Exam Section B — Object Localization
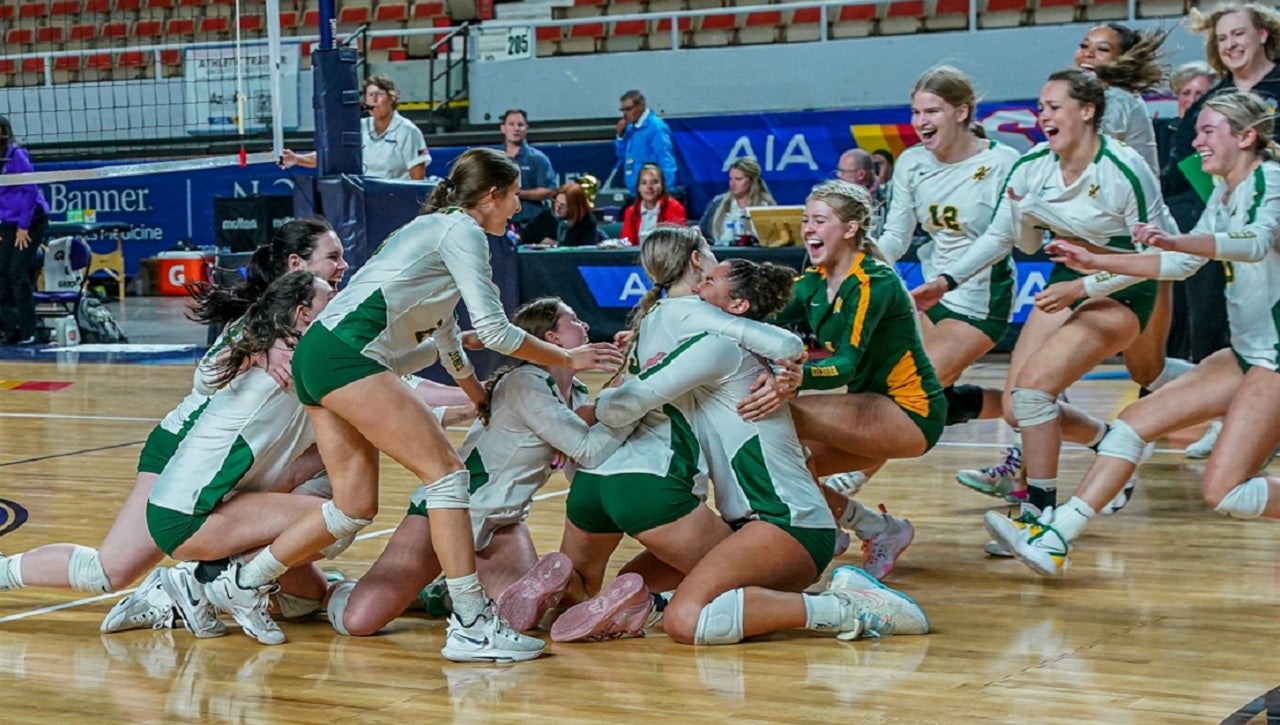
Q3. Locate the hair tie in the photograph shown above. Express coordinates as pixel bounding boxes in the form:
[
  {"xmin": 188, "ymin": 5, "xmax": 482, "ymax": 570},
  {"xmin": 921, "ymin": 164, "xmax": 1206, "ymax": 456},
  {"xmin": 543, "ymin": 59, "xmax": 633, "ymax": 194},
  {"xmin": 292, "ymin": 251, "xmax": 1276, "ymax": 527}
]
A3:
[{"xmin": 440, "ymin": 178, "xmax": 455, "ymax": 192}]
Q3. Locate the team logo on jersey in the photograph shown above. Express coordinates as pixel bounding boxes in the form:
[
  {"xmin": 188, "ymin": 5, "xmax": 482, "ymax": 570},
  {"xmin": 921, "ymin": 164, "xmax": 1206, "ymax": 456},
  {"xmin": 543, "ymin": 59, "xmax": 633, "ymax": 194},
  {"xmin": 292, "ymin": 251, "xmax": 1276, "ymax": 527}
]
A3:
[
  {"xmin": 1088, "ymin": 184, "xmax": 1100, "ymax": 198},
  {"xmin": 972, "ymin": 166, "xmax": 990, "ymax": 181}
]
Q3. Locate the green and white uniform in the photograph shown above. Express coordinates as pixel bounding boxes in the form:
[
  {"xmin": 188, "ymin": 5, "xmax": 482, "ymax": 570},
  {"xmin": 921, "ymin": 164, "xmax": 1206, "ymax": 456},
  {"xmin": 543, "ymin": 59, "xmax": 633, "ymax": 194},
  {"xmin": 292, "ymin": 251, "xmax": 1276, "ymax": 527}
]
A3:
[
  {"xmin": 774, "ymin": 252, "xmax": 948, "ymax": 448},
  {"xmin": 596, "ymin": 327, "xmax": 837, "ymax": 572},
  {"xmin": 940, "ymin": 136, "xmax": 1175, "ymax": 328},
  {"xmin": 146, "ymin": 367, "xmax": 316, "ymax": 555},
  {"xmin": 1136, "ymin": 162, "xmax": 1280, "ymax": 371},
  {"xmin": 293, "ymin": 211, "xmax": 522, "ymax": 406},
  {"xmin": 407, "ymin": 366, "xmax": 629, "ymax": 549},
  {"xmin": 567, "ymin": 296, "xmax": 805, "ymax": 536},
  {"xmin": 879, "ymin": 140, "xmax": 1020, "ymax": 342},
  {"xmin": 1101, "ymin": 87, "xmax": 1160, "ymax": 175}
]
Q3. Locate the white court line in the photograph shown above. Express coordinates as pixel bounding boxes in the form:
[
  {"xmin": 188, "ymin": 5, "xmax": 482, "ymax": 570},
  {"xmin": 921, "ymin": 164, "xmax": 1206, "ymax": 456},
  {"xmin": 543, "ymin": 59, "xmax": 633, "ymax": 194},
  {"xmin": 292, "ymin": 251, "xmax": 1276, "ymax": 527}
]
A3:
[
  {"xmin": 0, "ymin": 488, "xmax": 571, "ymax": 624},
  {"xmin": 0, "ymin": 410, "xmax": 474, "ymax": 434}
]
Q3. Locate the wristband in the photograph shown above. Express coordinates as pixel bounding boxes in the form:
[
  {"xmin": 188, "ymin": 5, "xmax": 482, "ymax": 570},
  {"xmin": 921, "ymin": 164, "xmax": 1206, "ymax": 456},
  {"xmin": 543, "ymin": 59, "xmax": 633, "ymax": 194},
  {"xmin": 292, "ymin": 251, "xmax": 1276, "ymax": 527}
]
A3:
[{"xmin": 939, "ymin": 273, "xmax": 959, "ymax": 292}]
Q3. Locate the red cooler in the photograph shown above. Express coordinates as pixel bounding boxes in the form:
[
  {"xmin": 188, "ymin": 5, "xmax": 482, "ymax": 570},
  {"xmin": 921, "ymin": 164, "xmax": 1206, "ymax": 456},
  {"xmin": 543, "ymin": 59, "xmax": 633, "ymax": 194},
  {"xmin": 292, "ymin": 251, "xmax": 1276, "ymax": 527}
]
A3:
[{"xmin": 156, "ymin": 251, "xmax": 208, "ymax": 296}]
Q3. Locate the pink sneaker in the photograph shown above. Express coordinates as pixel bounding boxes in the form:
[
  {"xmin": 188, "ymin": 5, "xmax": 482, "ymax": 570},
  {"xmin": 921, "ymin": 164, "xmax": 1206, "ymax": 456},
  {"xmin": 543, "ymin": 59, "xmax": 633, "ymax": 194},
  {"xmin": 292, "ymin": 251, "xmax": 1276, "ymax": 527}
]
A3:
[
  {"xmin": 550, "ymin": 573, "xmax": 652, "ymax": 643},
  {"xmin": 495, "ymin": 552, "xmax": 572, "ymax": 632},
  {"xmin": 860, "ymin": 507, "xmax": 914, "ymax": 580}
]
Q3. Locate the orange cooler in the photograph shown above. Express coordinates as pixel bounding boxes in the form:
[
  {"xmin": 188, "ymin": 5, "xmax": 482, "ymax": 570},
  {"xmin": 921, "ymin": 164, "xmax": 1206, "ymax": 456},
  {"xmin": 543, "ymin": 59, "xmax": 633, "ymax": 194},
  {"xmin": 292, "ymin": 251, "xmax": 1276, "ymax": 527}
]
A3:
[{"xmin": 156, "ymin": 252, "xmax": 208, "ymax": 296}]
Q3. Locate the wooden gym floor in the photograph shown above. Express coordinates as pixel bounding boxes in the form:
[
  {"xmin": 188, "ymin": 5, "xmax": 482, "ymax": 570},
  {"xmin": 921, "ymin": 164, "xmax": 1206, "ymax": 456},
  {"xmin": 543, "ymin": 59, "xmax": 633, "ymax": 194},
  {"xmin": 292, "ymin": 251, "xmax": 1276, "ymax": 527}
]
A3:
[{"xmin": 1, "ymin": 355, "xmax": 1278, "ymax": 724}]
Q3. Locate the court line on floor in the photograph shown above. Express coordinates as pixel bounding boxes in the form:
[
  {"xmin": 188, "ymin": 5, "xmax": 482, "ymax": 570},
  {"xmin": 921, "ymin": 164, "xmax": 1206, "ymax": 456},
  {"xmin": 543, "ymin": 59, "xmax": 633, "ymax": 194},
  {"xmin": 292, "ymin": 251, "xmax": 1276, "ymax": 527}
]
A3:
[
  {"xmin": 0, "ymin": 488, "xmax": 571, "ymax": 625},
  {"xmin": 0, "ymin": 440, "xmax": 148, "ymax": 468}
]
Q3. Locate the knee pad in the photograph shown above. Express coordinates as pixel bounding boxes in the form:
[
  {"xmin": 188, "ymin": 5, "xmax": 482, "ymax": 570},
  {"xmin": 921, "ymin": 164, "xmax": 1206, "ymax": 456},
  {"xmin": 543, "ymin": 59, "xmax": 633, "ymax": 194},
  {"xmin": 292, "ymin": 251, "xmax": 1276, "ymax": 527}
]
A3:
[
  {"xmin": 694, "ymin": 588, "xmax": 745, "ymax": 646},
  {"xmin": 944, "ymin": 385, "xmax": 985, "ymax": 426},
  {"xmin": 322, "ymin": 500, "xmax": 373, "ymax": 541},
  {"xmin": 295, "ymin": 472, "xmax": 332, "ymax": 499},
  {"xmin": 275, "ymin": 592, "xmax": 321, "ymax": 619},
  {"xmin": 1215, "ymin": 477, "xmax": 1269, "ymax": 519},
  {"xmin": 68, "ymin": 545, "xmax": 112, "ymax": 593},
  {"xmin": 320, "ymin": 534, "xmax": 355, "ymax": 560},
  {"xmin": 1096, "ymin": 420, "xmax": 1149, "ymax": 464},
  {"xmin": 419, "ymin": 469, "xmax": 471, "ymax": 510},
  {"xmin": 1011, "ymin": 388, "xmax": 1058, "ymax": 428},
  {"xmin": 326, "ymin": 580, "xmax": 357, "ymax": 636}
]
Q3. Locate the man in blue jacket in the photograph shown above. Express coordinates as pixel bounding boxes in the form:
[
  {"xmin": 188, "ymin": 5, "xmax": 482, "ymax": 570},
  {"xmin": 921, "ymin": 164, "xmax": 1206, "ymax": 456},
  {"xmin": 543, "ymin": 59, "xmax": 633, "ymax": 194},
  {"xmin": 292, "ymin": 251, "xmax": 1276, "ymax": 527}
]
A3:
[{"xmin": 614, "ymin": 90, "xmax": 679, "ymax": 195}]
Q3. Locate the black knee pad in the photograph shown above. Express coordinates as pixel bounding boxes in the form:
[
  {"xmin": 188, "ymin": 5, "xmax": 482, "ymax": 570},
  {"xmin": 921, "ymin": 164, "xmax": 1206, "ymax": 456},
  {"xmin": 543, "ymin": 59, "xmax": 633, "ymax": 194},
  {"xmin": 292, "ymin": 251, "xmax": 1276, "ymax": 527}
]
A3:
[{"xmin": 944, "ymin": 385, "xmax": 985, "ymax": 426}]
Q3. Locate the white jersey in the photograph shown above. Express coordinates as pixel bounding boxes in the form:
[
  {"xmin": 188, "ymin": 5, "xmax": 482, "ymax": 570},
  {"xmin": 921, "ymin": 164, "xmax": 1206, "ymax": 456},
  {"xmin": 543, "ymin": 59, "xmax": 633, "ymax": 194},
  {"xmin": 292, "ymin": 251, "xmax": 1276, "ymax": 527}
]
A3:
[
  {"xmin": 879, "ymin": 140, "xmax": 1021, "ymax": 321},
  {"xmin": 944, "ymin": 136, "xmax": 1175, "ymax": 287},
  {"xmin": 597, "ymin": 332, "xmax": 834, "ymax": 531},
  {"xmin": 1150, "ymin": 162, "xmax": 1280, "ymax": 369},
  {"xmin": 362, "ymin": 112, "xmax": 431, "ymax": 180},
  {"xmin": 154, "ymin": 320, "xmax": 240, "ymax": 441},
  {"xmin": 580, "ymin": 296, "xmax": 804, "ymax": 485},
  {"xmin": 409, "ymin": 366, "xmax": 628, "ymax": 549},
  {"xmin": 149, "ymin": 367, "xmax": 314, "ymax": 516},
  {"xmin": 314, "ymin": 210, "xmax": 524, "ymax": 378},
  {"xmin": 1101, "ymin": 87, "xmax": 1159, "ymax": 175}
]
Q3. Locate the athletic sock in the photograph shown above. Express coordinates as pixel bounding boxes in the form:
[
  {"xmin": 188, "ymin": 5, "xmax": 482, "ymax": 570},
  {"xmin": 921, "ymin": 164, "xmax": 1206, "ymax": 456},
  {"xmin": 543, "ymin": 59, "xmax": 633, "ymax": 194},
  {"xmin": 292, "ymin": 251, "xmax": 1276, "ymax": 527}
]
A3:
[
  {"xmin": 1149, "ymin": 358, "xmax": 1194, "ymax": 392},
  {"xmin": 803, "ymin": 591, "xmax": 847, "ymax": 630},
  {"xmin": 1026, "ymin": 478, "xmax": 1058, "ymax": 514},
  {"xmin": 0, "ymin": 553, "xmax": 24, "ymax": 590},
  {"xmin": 652, "ymin": 590, "xmax": 674, "ymax": 612},
  {"xmin": 840, "ymin": 500, "xmax": 887, "ymax": 540},
  {"xmin": 1053, "ymin": 497, "xmax": 1096, "ymax": 543},
  {"xmin": 239, "ymin": 548, "xmax": 287, "ymax": 589},
  {"xmin": 446, "ymin": 572, "xmax": 486, "ymax": 623}
]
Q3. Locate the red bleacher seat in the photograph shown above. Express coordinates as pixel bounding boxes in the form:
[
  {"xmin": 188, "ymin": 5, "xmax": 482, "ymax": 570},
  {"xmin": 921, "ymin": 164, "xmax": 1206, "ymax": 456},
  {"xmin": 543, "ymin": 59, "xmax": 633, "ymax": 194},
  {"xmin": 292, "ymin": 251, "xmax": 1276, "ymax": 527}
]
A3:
[
  {"xmin": 830, "ymin": 3, "xmax": 876, "ymax": 39},
  {"xmin": 376, "ymin": 0, "xmax": 409, "ymax": 23},
  {"xmin": 690, "ymin": 13, "xmax": 736, "ymax": 47},
  {"xmin": 739, "ymin": 10, "xmax": 782, "ymax": 45},
  {"xmin": 1033, "ymin": 0, "xmax": 1078, "ymax": 24},
  {"xmin": 573, "ymin": 0, "xmax": 606, "ymax": 5},
  {"xmin": 69, "ymin": 24, "xmax": 97, "ymax": 41},
  {"xmin": 649, "ymin": 14, "xmax": 693, "ymax": 50},
  {"xmin": 1083, "ymin": 0, "xmax": 1127, "ymax": 20},
  {"xmin": 37, "ymin": 25, "xmax": 65, "ymax": 44},
  {"xmin": 784, "ymin": 6, "xmax": 822, "ymax": 42},
  {"xmin": 6, "ymin": 27, "xmax": 35, "ymax": 45},
  {"xmin": 160, "ymin": 48, "xmax": 181, "ymax": 76},
  {"xmin": 928, "ymin": 0, "xmax": 971, "ymax": 30},
  {"xmin": 369, "ymin": 34, "xmax": 402, "ymax": 50},
  {"xmin": 116, "ymin": 0, "xmax": 143, "ymax": 12},
  {"xmin": 22, "ymin": 57, "xmax": 46, "ymax": 74},
  {"xmin": 979, "ymin": 0, "xmax": 1028, "ymax": 28},
  {"xmin": 133, "ymin": 19, "xmax": 163, "ymax": 38},
  {"xmin": 882, "ymin": 0, "xmax": 924, "ymax": 34},
  {"xmin": 82, "ymin": 0, "xmax": 111, "ymax": 13},
  {"xmin": 146, "ymin": 0, "xmax": 176, "ymax": 9},
  {"xmin": 412, "ymin": 1, "xmax": 444, "ymax": 20},
  {"xmin": 535, "ymin": 25, "xmax": 561, "ymax": 56},
  {"xmin": 279, "ymin": 10, "xmax": 298, "ymax": 31},
  {"xmin": 100, "ymin": 21, "xmax": 128, "ymax": 40},
  {"xmin": 239, "ymin": 14, "xmax": 264, "ymax": 32},
  {"xmin": 603, "ymin": 18, "xmax": 646, "ymax": 52},
  {"xmin": 166, "ymin": 18, "xmax": 195, "ymax": 37},
  {"xmin": 179, "ymin": 0, "xmax": 206, "ymax": 6},
  {"xmin": 117, "ymin": 50, "xmax": 149, "ymax": 73},
  {"xmin": 0, "ymin": 7, "xmax": 13, "ymax": 23},
  {"xmin": 54, "ymin": 55, "xmax": 80, "ymax": 71},
  {"xmin": 50, "ymin": 0, "xmax": 81, "ymax": 17},
  {"xmin": 561, "ymin": 21, "xmax": 604, "ymax": 54},
  {"xmin": 340, "ymin": 3, "xmax": 372, "ymax": 25},
  {"xmin": 199, "ymin": 16, "xmax": 229, "ymax": 34},
  {"xmin": 86, "ymin": 53, "xmax": 113, "ymax": 70},
  {"xmin": 19, "ymin": 2, "xmax": 49, "ymax": 20},
  {"xmin": 0, "ymin": 60, "xmax": 16, "ymax": 75},
  {"xmin": 303, "ymin": 8, "xmax": 321, "ymax": 26}
]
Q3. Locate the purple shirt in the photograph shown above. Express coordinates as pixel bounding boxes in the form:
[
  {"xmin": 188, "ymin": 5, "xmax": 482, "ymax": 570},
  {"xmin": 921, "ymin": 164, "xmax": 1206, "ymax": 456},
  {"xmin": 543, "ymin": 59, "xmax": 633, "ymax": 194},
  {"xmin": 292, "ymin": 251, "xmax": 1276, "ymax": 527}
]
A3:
[{"xmin": 0, "ymin": 146, "xmax": 50, "ymax": 230}]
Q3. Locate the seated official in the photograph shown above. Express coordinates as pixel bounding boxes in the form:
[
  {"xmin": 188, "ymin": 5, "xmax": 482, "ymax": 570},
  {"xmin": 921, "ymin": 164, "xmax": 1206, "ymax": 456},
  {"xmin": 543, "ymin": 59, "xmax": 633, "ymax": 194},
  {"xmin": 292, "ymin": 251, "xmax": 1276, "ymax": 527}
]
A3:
[
  {"xmin": 522, "ymin": 182, "xmax": 599, "ymax": 248},
  {"xmin": 621, "ymin": 163, "xmax": 686, "ymax": 246}
]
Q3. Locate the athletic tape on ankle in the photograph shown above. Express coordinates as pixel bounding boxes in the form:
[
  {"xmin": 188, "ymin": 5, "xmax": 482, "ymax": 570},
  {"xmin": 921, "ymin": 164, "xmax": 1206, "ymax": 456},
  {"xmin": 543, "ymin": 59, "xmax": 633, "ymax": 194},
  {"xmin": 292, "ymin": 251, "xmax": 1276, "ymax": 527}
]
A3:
[
  {"xmin": 68, "ymin": 546, "xmax": 112, "ymax": 593},
  {"xmin": 1011, "ymin": 388, "xmax": 1058, "ymax": 428},
  {"xmin": 322, "ymin": 500, "xmax": 372, "ymax": 540},
  {"xmin": 694, "ymin": 588, "xmax": 745, "ymax": 645},
  {"xmin": 1215, "ymin": 477, "xmax": 1269, "ymax": 519},
  {"xmin": 420, "ymin": 469, "xmax": 471, "ymax": 510},
  {"xmin": 326, "ymin": 580, "xmax": 357, "ymax": 636},
  {"xmin": 1096, "ymin": 420, "xmax": 1149, "ymax": 464}
]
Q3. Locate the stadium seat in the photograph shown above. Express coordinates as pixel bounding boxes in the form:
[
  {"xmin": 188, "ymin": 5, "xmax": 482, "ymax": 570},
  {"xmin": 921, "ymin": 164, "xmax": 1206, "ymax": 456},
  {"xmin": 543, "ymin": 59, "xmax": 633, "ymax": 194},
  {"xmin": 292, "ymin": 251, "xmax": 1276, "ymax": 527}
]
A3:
[
  {"xmin": 238, "ymin": 13, "xmax": 264, "ymax": 34},
  {"xmin": 0, "ymin": 5, "xmax": 16, "ymax": 23},
  {"xmin": 784, "ymin": 6, "xmax": 823, "ymax": 43},
  {"xmin": 82, "ymin": 52, "xmax": 113, "ymax": 81},
  {"xmin": 133, "ymin": 19, "xmax": 163, "ymax": 40},
  {"xmin": 36, "ymin": 24, "xmax": 66, "ymax": 46},
  {"xmin": 340, "ymin": 1, "xmax": 373, "ymax": 26},
  {"xmin": 535, "ymin": 25, "xmax": 562, "ymax": 56},
  {"xmin": 374, "ymin": 0, "xmax": 409, "ymax": 25},
  {"xmin": 198, "ymin": 16, "xmax": 229, "ymax": 36},
  {"xmin": 881, "ymin": 1, "xmax": 924, "ymax": 35},
  {"xmin": 926, "ymin": 0, "xmax": 971, "ymax": 31},
  {"xmin": 648, "ymin": 10, "xmax": 692, "ymax": 51},
  {"xmin": 605, "ymin": 0, "xmax": 646, "ymax": 13},
  {"xmin": 829, "ymin": 4, "xmax": 876, "ymax": 39},
  {"xmin": 116, "ymin": 50, "xmax": 150, "ymax": 80},
  {"xmin": 978, "ymin": 0, "xmax": 1028, "ymax": 28},
  {"xmin": 115, "ymin": 0, "xmax": 144, "ymax": 13},
  {"xmin": 50, "ymin": 0, "xmax": 81, "ymax": 17},
  {"xmin": 5, "ymin": 27, "xmax": 34, "ymax": 48},
  {"xmin": 145, "ymin": 0, "xmax": 176, "ymax": 9},
  {"xmin": 69, "ymin": 24, "xmax": 97, "ymax": 42},
  {"xmin": 738, "ymin": 10, "xmax": 782, "ymax": 45},
  {"xmin": 603, "ymin": 18, "xmax": 647, "ymax": 52},
  {"xmin": 165, "ymin": 18, "xmax": 196, "ymax": 39},
  {"xmin": 159, "ymin": 48, "xmax": 181, "ymax": 77},
  {"xmin": 1136, "ymin": 0, "xmax": 1186, "ymax": 17},
  {"xmin": 82, "ymin": 0, "xmax": 111, "ymax": 11},
  {"xmin": 690, "ymin": 12, "xmax": 738, "ymax": 48},
  {"xmin": 561, "ymin": 21, "xmax": 605, "ymax": 54},
  {"xmin": 557, "ymin": 4, "xmax": 604, "ymax": 21},
  {"xmin": 18, "ymin": 2, "xmax": 49, "ymax": 20},
  {"xmin": 1033, "ymin": 0, "xmax": 1079, "ymax": 25},
  {"xmin": 412, "ymin": 1, "xmax": 445, "ymax": 21},
  {"xmin": 53, "ymin": 54, "xmax": 79, "ymax": 84}
]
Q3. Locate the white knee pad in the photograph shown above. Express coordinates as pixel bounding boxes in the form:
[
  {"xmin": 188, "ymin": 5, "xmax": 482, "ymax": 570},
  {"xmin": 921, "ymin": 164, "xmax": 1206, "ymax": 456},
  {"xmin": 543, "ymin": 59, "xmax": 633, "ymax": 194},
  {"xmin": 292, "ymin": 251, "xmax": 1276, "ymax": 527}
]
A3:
[
  {"xmin": 275, "ymin": 592, "xmax": 322, "ymax": 619},
  {"xmin": 322, "ymin": 500, "xmax": 372, "ymax": 541},
  {"xmin": 1011, "ymin": 388, "xmax": 1058, "ymax": 428},
  {"xmin": 68, "ymin": 545, "xmax": 112, "ymax": 593},
  {"xmin": 320, "ymin": 534, "xmax": 355, "ymax": 560},
  {"xmin": 1096, "ymin": 420, "xmax": 1149, "ymax": 464},
  {"xmin": 694, "ymin": 588, "xmax": 745, "ymax": 646},
  {"xmin": 326, "ymin": 580, "xmax": 357, "ymax": 636},
  {"xmin": 1215, "ymin": 477, "xmax": 1269, "ymax": 519},
  {"xmin": 419, "ymin": 469, "xmax": 471, "ymax": 510}
]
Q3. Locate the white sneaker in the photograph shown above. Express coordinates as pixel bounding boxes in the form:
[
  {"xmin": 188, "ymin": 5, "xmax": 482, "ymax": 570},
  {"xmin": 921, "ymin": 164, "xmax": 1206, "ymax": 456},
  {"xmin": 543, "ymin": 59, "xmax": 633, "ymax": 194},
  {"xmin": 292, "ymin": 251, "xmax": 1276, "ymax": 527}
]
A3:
[
  {"xmin": 1185, "ymin": 421, "xmax": 1221, "ymax": 459},
  {"xmin": 860, "ymin": 510, "xmax": 914, "ymax": 580},
  {"xmin": 983, "ymin": 509, "xmax": 1068, "ymax": 577},
  {"xmin": 825, "ymin": 565, "xmax": 929, "ymax": 639},
  {"xmin": 983, "ymin": 540, "xmax": 1014, "ymax": 557},
  {"xmin": 441, "ymin": 601, "xmax": 546, "ymax": 663},
  {"xmin": 204, "ymin": 563, "xmax": 285, "ymax": 645},
  {"xmin": 1100, "ymin": 441, "xmax": 1155, "ymax": 516},
  {"xmin": 823, "ymin": 471, "xmax": 869, "ymax": 497},
  {"xmin": 159, "ymin": 563, "xmax": 228, "ymax": 638},
  {"xmin": 100, "ymin": 569, "xmax": 175, "ymax": 633},
  {"xmin": 955, "ymin": 446, "xmax": 1026, "ymax": 503}
]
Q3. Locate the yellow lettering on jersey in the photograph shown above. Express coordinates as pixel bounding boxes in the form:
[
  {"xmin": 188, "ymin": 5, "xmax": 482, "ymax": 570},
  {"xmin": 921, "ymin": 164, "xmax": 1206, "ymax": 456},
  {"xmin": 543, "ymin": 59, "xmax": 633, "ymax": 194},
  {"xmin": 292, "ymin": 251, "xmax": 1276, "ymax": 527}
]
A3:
[
  {"xmin": 809, "ymin": 364, "xmax": 841, "ymax": 377},
  {"xmin": 927, "ymin": 204, "xmax": 961, "ymax": 232}
]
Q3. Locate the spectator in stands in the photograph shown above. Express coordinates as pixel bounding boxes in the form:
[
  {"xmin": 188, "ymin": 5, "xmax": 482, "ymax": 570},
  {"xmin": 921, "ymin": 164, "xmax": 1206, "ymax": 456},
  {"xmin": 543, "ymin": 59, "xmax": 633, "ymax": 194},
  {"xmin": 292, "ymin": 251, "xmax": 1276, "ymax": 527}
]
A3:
[
  {"xmin": 280, "ymin": 75, "xmax": 431, "ymax": 180},
  {"xmin": 1155, "ymin": 62, "xmax": 1218, "ymax": 172},
  {"xmin": 872, "ymin": 149, "xmax": 895, "ymax": 188},
  {"xmin": 522, "ymin": 181, "xmax": 599, "ymax": 248},
  {"xmin": 0, "ymin": 116, "xmax": 49, "ymax": 346},
  {"xmin": 499, "ymin": 109, "xmax": 557, "ymax": 232},
  {"xmin": 621, "ymin": 163, "xmax": 686, "ymax": 245},
  {"xmin": 834, "ymin": 148, "xmax": 885, "ymax": 236},
  {"xmin": 698, "ymin": 156, "xmax": 775, "ymax": 245},
  {"xmin": 614, "ymin": 90, "xmax": 679, "ymax": 195}
]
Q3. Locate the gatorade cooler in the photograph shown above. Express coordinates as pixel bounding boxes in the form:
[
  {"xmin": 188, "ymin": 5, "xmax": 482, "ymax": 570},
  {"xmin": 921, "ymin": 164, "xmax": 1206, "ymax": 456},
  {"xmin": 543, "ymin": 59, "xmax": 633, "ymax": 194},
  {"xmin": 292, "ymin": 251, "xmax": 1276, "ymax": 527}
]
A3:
[{"xmin": 156, "ymin": 251, "xmax": 208, "ymax": 296}]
